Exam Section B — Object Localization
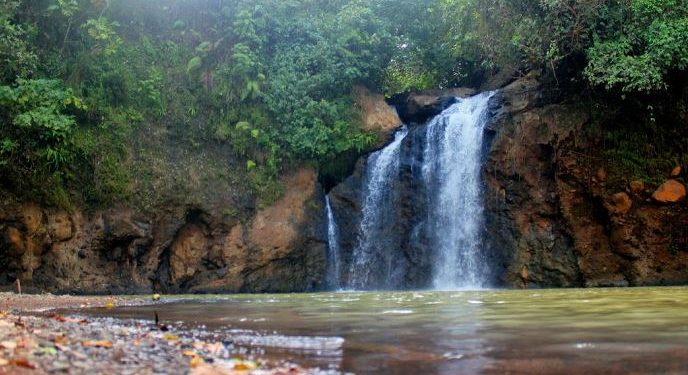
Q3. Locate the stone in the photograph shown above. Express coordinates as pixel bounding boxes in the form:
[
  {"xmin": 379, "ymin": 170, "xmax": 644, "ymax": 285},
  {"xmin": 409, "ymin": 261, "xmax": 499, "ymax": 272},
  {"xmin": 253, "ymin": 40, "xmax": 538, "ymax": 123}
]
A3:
[
  {"xmin": 671, "ymin": 166, "xmax": 682, "ymax": 177},
  {"xmin": 595, "ymin": 167, "xmax": 607, "ymax": 183},
  {"xmin": 169, "ymin": 224, "xmax": 208, "ymax": 284},
  {"xmin": 48, "ymin": 212, "xmax": 73, "ymax": 241},
  {"xmin": 652, "ymin": 180, "xmax": 687, "ymax": 203},
  {"xmin": 629, "ymin": 180, "xmax": 645, "ymax": 194},
  {"xmin": 611, "ymin": 192, "xmax": 632, "ymax": 214},
  {"xmin": 353, "ymin": 85, "xmax": 402, "ymax": 144}
]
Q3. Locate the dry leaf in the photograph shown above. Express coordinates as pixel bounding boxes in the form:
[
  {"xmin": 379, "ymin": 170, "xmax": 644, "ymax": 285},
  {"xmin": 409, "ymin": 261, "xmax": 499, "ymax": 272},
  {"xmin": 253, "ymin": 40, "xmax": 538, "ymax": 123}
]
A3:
[
  {"xmin": 190, "ymin": 355, "xmax": 204, "ymax": 368},
  {"xmin": 183, "ymin": 350, "xmax": 197, "ymax": 357},
  {"xmin": 53, "ymin": 335, "xmax": 68, "ymax": 345},
  {"xmin": 0, "ymin": 358, "xmax": 8, "ymax": 366},
  {"xmin": 9, "ymin": 358, "xmax": 36, "ymax": 369},
  {"xmin": 163, "ymin": 334, "xmax": 179, "ymax": 342},
  {"xmin": 81, "ymin": 340, "xmax": 113, "ymax": 348}
]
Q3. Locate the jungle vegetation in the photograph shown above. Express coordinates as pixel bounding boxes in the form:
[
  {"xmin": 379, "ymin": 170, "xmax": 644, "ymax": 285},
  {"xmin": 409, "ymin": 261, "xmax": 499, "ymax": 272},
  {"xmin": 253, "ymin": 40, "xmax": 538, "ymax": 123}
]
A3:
[{"xmin": 1, "ymin": 0, "xmax": 686, "ymax": 208}]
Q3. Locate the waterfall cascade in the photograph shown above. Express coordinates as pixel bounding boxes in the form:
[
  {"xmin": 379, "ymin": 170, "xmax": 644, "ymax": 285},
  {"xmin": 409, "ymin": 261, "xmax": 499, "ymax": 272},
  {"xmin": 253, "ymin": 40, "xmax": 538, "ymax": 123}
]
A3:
[
  {"xmin": 326, "ymin": 92, "xmax": 494, "ymax": 291},
  {"xmin": 348, "ymin": 127, "xmax": 409, "ymax": 289},
  {"xmin": 325, "ymin": 196, "xmax": 342, "ymax": 290}
]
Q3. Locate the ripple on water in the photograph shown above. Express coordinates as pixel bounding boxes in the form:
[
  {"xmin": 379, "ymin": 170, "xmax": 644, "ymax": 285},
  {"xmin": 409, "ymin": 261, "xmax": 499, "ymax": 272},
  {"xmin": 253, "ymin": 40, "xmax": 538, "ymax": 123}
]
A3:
[{"xmin": 382, "ymin": 310, "xmax": 414, "ymax": 315}]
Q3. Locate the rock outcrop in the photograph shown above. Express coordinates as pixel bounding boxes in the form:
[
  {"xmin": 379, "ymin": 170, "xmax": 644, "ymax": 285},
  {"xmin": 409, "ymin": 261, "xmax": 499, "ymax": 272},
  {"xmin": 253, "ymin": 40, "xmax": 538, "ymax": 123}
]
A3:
[
  {"xmin": 353, "ymin": 85, "xmax": 402, "ymax": 147},
  {"xmin": 484, "ymin": 76, "xmax": 688, "ymax": 288},
  {"xmin": 0, "ymin": 168, "xmax": 326, "ymax": 294}
]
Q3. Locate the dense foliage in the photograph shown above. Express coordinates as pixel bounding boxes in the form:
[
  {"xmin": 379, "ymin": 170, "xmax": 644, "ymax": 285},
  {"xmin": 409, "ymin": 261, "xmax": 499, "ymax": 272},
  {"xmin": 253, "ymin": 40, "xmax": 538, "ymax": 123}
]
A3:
[{"xmin": 0, "ymin": 0, "xmax": 686, "ymax": 208}]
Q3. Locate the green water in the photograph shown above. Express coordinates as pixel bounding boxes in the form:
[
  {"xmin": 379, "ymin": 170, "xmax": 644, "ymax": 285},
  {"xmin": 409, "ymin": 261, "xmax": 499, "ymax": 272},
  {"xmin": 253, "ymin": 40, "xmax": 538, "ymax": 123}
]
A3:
[{"xmin": 83, "ymin": 287, "xmax": 688, "ymax": 374}]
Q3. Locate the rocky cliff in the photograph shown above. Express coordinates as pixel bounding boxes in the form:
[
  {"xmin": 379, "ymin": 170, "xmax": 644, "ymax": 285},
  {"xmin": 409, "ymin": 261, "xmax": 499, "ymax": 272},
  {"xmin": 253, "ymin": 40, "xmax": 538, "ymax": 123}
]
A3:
[
  {"xmin": 484, "ymin": 75, "xmax": 688, "ymax": 288},
  {"xmin": 3, "ymin": 78, "xmax": 688, "ymax": 293},
  {"xmin": 331, "ymin": 74, "xmax": 688, "ymax": 289},
  {"xmin": 0, "ymin": 168, "xmax": 326, "ymax": 294}
]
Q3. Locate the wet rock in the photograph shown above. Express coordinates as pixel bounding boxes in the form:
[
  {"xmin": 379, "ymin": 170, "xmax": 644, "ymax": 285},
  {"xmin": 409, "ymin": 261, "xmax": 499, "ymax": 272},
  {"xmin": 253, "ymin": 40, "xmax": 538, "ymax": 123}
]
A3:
[
  {"xmin": 652, "ymin": 180, "xmax": 687, "ymax": 203},
  {"xmin": 610, "ymin": 192, "xmax": 632, "ymax": 214},
  {"xmin": 671, "ymin": 166, "xmax": 682, "ymax": 177},
  {"xmin": 388, "ymin": 88, "xmax": 476, "ymax": 124},
  {"xmin": 595, "ymin": 167, "xmax": 607, "ymax": 183},
  {"xmin": 630, "ymin": 180, "xmax": 645, "ymax": 194}
]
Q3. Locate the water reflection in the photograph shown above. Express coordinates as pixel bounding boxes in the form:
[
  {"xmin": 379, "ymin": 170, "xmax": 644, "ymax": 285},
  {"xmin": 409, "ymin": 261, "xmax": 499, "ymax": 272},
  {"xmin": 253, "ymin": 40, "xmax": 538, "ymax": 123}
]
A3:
[{"xmin": 76, "ymin": 288, "xmax": 688, "ymax": 374}]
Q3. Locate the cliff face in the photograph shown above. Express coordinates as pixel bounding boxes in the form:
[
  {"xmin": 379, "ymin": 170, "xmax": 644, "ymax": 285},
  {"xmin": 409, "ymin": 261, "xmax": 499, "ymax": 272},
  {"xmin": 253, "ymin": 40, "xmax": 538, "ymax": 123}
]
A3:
[
  {"xmin": 485, "ymin": 76, "xmax": 688, "ymax": 288},
  {"xmin": 331, "ymin": 75, "xmax": 688, "ymax": 289},
  {"xmin": 2, "ymin": 78, "xmax": 687, "ymax": 294},
  {"xmin": 0, "ymin": 168, "xmax": 326, "ymax": 294}
]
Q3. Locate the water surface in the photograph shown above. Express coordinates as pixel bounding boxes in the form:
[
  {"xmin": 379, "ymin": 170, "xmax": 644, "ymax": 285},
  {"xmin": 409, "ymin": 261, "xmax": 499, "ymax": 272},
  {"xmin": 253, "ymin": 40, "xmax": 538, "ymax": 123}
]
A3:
[{"xmin": 81, "ymin": 287, "xmax": 688, "ymax": 374}]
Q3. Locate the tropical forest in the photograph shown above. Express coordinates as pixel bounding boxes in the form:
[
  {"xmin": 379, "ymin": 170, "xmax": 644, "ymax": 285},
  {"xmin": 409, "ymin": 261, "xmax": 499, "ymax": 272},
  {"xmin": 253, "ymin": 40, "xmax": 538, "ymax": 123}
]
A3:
[{"xmin": 1, "ymin": 0, "xmax": 688, "ymax": 374}]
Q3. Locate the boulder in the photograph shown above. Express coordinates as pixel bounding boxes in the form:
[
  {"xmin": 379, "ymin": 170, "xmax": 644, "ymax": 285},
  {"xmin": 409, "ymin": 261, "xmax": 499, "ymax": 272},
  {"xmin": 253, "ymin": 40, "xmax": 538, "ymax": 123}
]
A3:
[
  {"xmin": 629, "ymin": 180, "xmax": 645, "ymax": 194},
  {"xmin": 652, "ymin": 180, "xmax": 687, "ymax": 203},
  {"xmin": 595, "ymin": 167, "xmax": 607, "ymax": 183},
  {"xmin": 388, "ymin": 88, "xmax": 476, "ymax": 124},
  {"xmin": 610, "ymin": 192, "xmax": 632, "ymax": 214},
  {"xmin": 671, "ymin": 166, "xmax": 682, "ymax": 177},
  {"xmin": 353, "ymin": 85, "xmax": 402, "ymax": 144}
]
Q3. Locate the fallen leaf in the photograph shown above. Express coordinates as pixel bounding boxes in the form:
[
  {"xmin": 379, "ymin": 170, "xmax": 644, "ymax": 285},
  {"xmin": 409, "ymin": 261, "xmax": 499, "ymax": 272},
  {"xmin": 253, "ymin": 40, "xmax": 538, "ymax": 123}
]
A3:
[
  {"xmin": 163, "ymin": 334, "xmax": 179, "ymax": 342},
  {"xmin": 9, "ymin": 358, "xmax": 36, "ymax": 369},
  {"xmin": 53, "ymin": 335, "xmax": 68, "ymax": 345},
  {"xmin": 82, "ymin": 340, "xmax": 113, "ymax": 348},
  {"xmin": 183, "ymin": 350, "xmax": 197, "ymax": 357},
  {"xmin": 49, "ymin": 314, "xmax": 67, "ymax": 322},
  {"xmin": 190, "ymin": 355, "xmax": 204, "ymax": 368},
  {"xmin": 104, "ymin": 302, "xmax": 115, "ymax": 309},
  {"xmin": 0, "ymin": 358, "xmax": 8, "ymax": 366}
]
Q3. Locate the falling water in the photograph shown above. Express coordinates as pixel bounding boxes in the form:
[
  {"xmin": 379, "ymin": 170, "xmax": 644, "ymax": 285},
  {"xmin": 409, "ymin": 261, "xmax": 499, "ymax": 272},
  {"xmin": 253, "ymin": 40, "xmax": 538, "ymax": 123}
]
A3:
[
  {"xmin": 423, "ymin": 92, "xmax": 494, "ymax": 289},
  {"xmin": 325, "ymin": 195, "xmax": 342, "ymax": 290},
  {"xmin": 332, "ymin": 91, "xmax": 494, "ymax": 291},
  {"xmin": 347, "ymin": 126, "xmax": 408, "ymax": 289}
]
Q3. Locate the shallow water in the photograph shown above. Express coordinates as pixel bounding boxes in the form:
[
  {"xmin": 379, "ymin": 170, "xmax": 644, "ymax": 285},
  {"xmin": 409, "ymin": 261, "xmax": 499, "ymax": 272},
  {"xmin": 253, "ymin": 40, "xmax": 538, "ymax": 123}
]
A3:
[{"xmin": 81, "ymin": 287, "xmax": 688, "ymax": 374}]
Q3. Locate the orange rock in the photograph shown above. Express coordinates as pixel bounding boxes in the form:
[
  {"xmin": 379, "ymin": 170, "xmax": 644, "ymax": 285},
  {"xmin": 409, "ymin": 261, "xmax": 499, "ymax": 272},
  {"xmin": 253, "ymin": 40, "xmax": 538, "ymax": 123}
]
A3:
[
  {"xmin": 611, "ymin": 192, "xmax": 632, "ymax": 213},
  {"xmin": 671, "ymin": 166, "xmax": 682, "ymax": 177},
  {"xmin": 652, "ymin": 179, "xmax": 687, "ymax": 203},
  {"xmin": 629, "ymin": 180, "xmax": 645, "ymax": 194}
]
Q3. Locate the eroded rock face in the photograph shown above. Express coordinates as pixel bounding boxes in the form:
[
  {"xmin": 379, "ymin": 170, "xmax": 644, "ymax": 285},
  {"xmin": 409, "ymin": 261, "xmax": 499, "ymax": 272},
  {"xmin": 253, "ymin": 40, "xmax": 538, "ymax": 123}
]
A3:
[
  {"xmin": 353, "ymin": 85, "xmax": 402, "ymax": 146},
  {"xmin": 484, "ymin": 76, "xmax": 688, "ymax": 288},
  {"xmin": 0, "ymin": 168, "xmax": 326, "ymax": 294}
]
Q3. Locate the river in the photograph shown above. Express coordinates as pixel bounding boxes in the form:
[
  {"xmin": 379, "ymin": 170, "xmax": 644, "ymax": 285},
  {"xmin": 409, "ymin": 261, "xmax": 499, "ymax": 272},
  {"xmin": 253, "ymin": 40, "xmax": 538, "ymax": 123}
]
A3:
[{"xmin": 78, "ymin": 287, "xmax": 688, "ymax": 374}]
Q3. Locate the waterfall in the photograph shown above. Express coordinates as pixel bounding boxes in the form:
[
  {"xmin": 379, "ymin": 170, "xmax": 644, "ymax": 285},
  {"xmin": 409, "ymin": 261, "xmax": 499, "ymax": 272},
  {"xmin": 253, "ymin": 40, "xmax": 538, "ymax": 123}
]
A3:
[
  {"xmin": 348, "ymin": 126, "xmax": 408, "ymax": 289},
  {"xmin": 329, "ymin": 91, "xmax": 494, "ymax": 291},
  {"xmin": 325, "ymin": 195, "xmax": 342, "ymax": 290},
  {"xmin": 423, "ymin": 92, "xmax": 494, "ymax": 289}
]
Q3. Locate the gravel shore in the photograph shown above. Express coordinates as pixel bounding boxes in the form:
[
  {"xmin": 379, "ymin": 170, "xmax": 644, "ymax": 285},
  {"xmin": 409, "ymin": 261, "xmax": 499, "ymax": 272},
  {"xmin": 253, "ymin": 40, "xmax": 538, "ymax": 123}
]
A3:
[{"xmin": 0, "ymin": 293, "xmax": 318, "ymax": 375}]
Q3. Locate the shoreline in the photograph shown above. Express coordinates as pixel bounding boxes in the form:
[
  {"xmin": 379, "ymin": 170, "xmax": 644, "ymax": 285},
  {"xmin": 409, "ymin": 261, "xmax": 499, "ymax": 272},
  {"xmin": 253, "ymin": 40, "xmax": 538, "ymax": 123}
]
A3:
[{"xmin": 0, "ymin": 293, "xmax": 314, "ymax": 374}]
